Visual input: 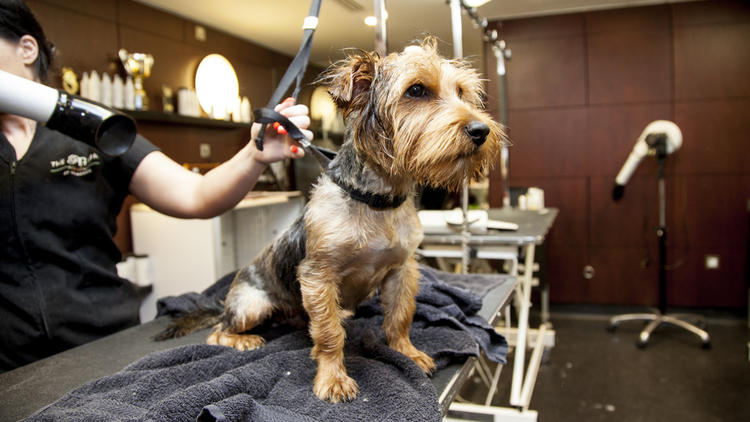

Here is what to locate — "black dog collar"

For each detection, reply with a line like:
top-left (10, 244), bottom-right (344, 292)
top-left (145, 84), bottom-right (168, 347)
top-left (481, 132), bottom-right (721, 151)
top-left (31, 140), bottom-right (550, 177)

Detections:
top-left (327, 174), bottom-right (407, 210)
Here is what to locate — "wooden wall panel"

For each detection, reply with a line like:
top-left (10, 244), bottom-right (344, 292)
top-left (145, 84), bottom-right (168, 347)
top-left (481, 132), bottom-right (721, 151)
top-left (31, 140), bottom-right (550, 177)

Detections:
top-left (585, 4), bottom-right (670, 33)
top-left (667, 248), bottom-right (747, 307)
top-left (500, 14), bottom-right (585, 109)
top-left (669, 174), bottom-right (749, 250)
top-left (501, 13), bottom-right (584, 41)
top-left (511, 177), bottom-right (588, 248)
top-left (233, 62), bottom-right (275, 109)
top-left (27, 0), bottom-right (119, 79)
top-left (490, 1), bottom-right (749, 307)
top-left (504, 38), bottom-right (586, 109)
top-left (546, 246), bottom-right (588, 304)
top-left (117, 0), bottom-right (184, 42)
top-left (506, 108), bottom-right (588, 178)
top-left (674, 23), bottom-right (750, 100)
top-left (586, 6), bottom-right (672, 104)
top-left (587, 103), bottom-right (673, 177)
top-left (674, 99), bottom-right (750, 174)
top-left (672, 0), bottom-right (750, 26)
top-left (586, 246), bottom-right (659, 305)
top-left (135, 124), bottom-right (248, 164)
top-left (589, 174), bottom-right (658, 249)
top-left (29, 0), bottom-right (117, 21)
top-left (488, 166), bottom-right (504, 208)
top-left (181, 21), bottom-right (284, 68)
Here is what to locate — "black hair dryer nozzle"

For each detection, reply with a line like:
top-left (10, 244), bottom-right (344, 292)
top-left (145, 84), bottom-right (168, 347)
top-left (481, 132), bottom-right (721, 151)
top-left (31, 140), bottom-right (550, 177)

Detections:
top-left (46, 93), bottom-right (136, 156)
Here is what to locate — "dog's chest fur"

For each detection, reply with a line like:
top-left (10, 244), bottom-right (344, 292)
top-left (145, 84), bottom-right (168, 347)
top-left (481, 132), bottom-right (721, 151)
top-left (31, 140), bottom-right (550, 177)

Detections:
top-left (304, 176), bottom-right (422, 310)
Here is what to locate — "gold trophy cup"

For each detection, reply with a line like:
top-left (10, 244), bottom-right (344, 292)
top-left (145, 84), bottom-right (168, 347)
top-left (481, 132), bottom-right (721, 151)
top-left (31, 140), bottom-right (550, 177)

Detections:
top-left (119, 49), bottom-right (154, 110)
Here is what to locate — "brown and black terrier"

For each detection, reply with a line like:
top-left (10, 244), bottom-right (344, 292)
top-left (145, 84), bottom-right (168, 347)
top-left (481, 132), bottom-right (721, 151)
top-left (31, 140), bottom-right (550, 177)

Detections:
top-left (164, 38), bottom-right (504, 403)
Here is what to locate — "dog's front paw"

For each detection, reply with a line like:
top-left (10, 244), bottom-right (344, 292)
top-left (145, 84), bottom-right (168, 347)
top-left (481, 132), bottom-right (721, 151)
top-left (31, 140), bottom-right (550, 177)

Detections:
top-left (313, 372), bottom-right (359, 403)
top-left (392, 341), bottom-right (437, 374)
top-left (409, 349), bottom-right (436, 374)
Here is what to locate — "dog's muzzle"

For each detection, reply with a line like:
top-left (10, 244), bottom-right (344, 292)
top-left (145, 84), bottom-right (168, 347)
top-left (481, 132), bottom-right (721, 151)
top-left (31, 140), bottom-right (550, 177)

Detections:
top-left (465, 120), bottom-right (490, 147)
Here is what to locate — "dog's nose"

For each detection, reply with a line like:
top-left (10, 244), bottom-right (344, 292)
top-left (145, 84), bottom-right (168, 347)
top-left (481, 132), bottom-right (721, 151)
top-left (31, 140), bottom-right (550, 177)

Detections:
top-left (465, 121), bottom-right (490, 147)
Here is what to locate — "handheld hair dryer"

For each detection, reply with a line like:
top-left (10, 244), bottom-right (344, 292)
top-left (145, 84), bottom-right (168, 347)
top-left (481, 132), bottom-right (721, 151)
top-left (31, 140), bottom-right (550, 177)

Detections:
top-left (612, 120), bottom-right (682, 200)
top-left (0, 69), bottom-right (136, 156)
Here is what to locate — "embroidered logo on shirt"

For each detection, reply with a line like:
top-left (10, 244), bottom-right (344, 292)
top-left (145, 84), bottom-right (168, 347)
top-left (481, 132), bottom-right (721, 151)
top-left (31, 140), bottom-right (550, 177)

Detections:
top-left (50, 152), bottom-right (101, 177)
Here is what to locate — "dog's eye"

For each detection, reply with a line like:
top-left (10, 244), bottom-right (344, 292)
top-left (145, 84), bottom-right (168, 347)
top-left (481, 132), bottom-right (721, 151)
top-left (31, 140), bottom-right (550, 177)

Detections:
top-left (406, 83), bottom-right (427, 98)
top-left (458, 87), bottom-right (464, 98)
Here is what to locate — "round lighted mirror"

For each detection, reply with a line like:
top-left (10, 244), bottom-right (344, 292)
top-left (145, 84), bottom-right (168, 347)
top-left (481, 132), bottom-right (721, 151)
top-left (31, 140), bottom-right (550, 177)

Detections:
top-left (195, 53), bottom-right (239, 119)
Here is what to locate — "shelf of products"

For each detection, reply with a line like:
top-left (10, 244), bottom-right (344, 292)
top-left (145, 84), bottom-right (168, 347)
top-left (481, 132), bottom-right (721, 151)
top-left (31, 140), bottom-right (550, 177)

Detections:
top-left (122, 109), bottom-right (252, 130)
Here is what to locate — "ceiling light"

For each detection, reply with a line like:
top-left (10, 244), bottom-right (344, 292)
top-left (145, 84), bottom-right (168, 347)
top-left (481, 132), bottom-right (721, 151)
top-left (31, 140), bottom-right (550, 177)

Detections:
top-left (364, 10), bottom-right (388, 27)
top-left (464, 0), bottom-right (491, 7)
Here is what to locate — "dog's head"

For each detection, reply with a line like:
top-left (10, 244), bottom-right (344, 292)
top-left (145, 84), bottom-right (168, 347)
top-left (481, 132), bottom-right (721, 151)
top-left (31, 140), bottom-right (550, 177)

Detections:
top-left (319, 37), bottom-right (506, 191)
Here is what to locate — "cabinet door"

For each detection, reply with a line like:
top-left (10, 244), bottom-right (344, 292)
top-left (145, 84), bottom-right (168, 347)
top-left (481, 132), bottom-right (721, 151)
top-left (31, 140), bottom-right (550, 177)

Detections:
top-left (229, 197), bottom-right (304, 272)
top-left (131, 209), bottom-right (218, 322)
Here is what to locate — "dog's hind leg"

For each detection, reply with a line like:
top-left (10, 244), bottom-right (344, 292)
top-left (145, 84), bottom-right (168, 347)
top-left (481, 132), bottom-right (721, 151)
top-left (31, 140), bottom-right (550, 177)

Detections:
top-left (207, 268), bottom-right (275, 351)
top-left (207, 327), bottom-right (266, 351)
top-left (380, 258), bottom-right (436, 373)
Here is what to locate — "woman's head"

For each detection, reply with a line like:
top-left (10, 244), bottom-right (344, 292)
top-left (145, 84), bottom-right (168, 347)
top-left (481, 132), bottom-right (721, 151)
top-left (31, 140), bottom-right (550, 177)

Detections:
top-left (0, 0), bottom-right (54, 81)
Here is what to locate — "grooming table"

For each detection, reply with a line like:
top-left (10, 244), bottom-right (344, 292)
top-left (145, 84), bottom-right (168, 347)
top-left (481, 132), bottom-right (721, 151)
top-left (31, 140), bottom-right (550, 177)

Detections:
top-left (421, 208), bottom-right (558, 420)
top-left (0, 276), bottom-right (516, 421)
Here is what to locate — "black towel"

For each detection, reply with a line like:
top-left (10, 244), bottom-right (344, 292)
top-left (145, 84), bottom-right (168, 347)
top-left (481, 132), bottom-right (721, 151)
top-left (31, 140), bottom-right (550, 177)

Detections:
top-left (25, 267), bottom-right (509, 422)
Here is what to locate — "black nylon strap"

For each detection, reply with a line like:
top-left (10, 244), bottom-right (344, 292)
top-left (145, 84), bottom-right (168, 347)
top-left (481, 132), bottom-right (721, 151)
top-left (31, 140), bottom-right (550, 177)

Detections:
top-left (254, 0), bottom-right (322, 153)
top-left (254, 108), bottom-right (336, 168)
top-left (267, 0), bottom-right (320, 106)
top-left (254, 108), bottom-right (307, 142)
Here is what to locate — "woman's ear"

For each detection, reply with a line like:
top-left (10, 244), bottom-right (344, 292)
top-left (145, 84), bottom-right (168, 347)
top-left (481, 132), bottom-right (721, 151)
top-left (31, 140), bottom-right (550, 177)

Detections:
top-left (18, 34), bottom-right (39, 68)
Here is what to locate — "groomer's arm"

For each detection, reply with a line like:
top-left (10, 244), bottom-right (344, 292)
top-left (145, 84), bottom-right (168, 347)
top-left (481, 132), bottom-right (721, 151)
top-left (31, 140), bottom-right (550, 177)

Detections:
top-left (129, 101), bottom-right (311, 219)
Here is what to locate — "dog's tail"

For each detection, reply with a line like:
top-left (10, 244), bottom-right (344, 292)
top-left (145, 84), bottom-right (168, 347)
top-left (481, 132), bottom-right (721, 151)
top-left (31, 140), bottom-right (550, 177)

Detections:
top-left (153, 308), bottom-right (222, 341)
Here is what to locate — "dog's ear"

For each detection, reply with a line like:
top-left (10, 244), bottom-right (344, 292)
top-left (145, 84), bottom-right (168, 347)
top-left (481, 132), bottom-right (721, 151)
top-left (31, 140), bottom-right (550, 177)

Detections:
top-left (322, 51), bottom-right (377, 111)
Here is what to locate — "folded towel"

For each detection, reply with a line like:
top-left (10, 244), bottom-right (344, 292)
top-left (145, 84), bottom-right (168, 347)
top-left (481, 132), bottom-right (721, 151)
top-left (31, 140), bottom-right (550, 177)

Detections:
top-left (25, 266), bottom-right (509, 422)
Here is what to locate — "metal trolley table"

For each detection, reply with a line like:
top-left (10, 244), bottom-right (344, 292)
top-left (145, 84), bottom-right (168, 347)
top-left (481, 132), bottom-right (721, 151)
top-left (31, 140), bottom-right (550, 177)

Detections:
top-left (422, 208), bottom-right (558, 421)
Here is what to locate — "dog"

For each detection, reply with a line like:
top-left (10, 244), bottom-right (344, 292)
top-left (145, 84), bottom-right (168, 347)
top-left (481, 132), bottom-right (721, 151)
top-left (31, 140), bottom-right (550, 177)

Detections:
top-left (160, 37), bottom-right (504, 403)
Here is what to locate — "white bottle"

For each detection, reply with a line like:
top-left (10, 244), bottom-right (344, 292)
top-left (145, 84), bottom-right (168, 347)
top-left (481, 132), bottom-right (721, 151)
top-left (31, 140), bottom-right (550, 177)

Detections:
top-left (231, 96), bottom-right (242, 123)
top-left (213, 104), bottom-right (226, 120)
top-left (241, 96), bottom-right (251, 123)
top-left (100, 73), bottom-right (112, 107)
top-left (89, 70), bottom-right (101, 102)
top-left (176, 88), bottom-right (187, 116)
top-left (124, 76), bottom-right (135, 110)
top-left (112, 74), bottom-right (124, 109)
top-left (80, 72), bottom-right (89, 99)
top-left (195, 91), bottom-right (202, 117)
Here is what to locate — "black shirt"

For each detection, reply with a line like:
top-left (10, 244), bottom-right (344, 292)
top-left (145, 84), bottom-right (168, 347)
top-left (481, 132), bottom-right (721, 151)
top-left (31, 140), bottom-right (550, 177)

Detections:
top-left (0, 124), bottom-right (158, 371)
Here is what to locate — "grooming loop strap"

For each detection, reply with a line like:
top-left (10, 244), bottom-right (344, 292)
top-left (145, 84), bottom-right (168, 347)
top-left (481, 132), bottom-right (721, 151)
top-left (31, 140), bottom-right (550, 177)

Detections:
top-left (254, 108), bottom-right (308, 142)
top-left (253, 0), bottom-right (322, 158)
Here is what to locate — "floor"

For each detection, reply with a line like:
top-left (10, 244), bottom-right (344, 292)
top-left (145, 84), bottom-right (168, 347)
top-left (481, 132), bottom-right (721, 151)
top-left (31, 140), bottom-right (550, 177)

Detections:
top-left (456, 307), bottom-right (750, 422)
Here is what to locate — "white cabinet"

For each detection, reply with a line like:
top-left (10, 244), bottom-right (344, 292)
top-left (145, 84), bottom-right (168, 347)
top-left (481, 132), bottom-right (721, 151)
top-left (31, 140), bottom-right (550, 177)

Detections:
top-left (130, 192), bottom-right (304, 322)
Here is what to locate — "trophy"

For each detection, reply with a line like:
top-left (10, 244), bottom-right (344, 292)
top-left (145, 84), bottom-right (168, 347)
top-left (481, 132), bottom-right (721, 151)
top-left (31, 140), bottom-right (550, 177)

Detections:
top-left (118, 49), bottom-right (154, 110)
top-left (60, 67), bottom-right (79, 95)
